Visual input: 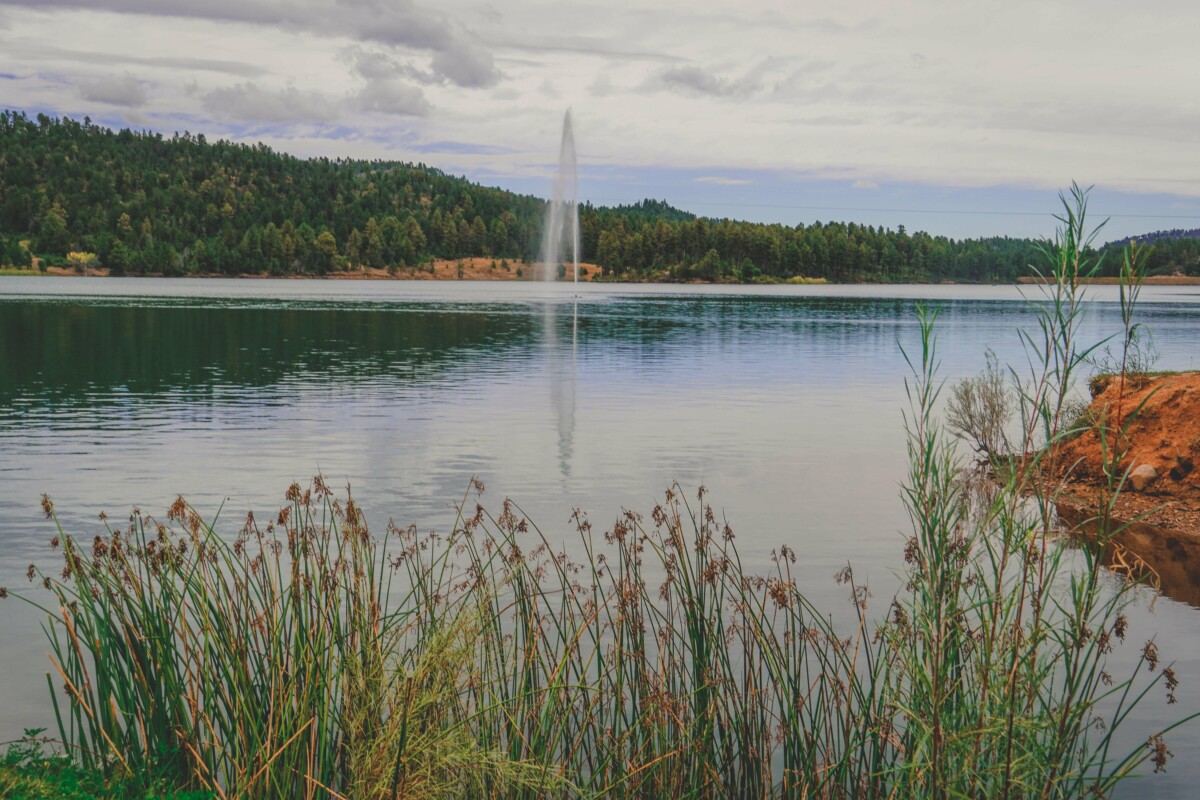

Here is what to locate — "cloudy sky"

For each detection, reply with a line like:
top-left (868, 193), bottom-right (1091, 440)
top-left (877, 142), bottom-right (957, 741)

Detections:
top-left (2, 0), bottom-right (1198, 239)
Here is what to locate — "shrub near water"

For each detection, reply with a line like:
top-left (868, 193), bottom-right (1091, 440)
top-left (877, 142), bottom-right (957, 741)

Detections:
top-left (4, 186), bottom-right (1195, 798)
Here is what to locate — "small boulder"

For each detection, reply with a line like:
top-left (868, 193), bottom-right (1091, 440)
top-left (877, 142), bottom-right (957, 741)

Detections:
top-left (1130, 464), bottom-right (1158, 492)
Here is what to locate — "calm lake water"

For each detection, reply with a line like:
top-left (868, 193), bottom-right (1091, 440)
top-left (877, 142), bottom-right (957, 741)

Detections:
top-left (2, 276), bottom-right (1199, 793)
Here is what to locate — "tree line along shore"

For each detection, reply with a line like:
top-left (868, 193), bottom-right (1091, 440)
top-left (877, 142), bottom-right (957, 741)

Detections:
top-left (2, 110), bottom-right (1199, 283)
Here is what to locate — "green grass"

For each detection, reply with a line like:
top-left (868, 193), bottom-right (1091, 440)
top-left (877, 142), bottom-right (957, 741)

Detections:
top-left (1, 733), bottom-right (212, 799)
top-left (0, 267), bottom-right (44, 276)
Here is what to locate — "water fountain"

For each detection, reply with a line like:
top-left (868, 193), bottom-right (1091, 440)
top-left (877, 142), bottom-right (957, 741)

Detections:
top-left (542, 110), bottom-right (581, 477)
top-left (541, 109), bottom-right (580, 283)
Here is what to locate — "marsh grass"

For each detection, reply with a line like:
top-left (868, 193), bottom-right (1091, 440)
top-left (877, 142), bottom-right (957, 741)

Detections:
top-left (4, 185), bottom-right (1194, 798)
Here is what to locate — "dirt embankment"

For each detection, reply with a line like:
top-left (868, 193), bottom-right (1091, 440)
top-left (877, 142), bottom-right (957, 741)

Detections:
top-left (340, 259), bottom-right (603, 281)
top-left (37, 259), bottom-right (603, 281)
top-left (1053, 372), bottom-right (1200, 604)
top-left (1057, 372), bottom-right (1200, 526)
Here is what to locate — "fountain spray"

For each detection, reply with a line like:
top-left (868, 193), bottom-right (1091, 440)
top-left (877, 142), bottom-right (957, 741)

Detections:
top-left (541, 109), bottom-right (579, 283)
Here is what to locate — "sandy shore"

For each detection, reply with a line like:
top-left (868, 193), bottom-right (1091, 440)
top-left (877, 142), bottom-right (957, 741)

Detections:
top-left (1016, 275), bottom-right (1200, 285)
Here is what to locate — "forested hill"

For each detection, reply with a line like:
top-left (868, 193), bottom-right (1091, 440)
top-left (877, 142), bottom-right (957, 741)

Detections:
top-left (1103, 228), bottom-right (1200, 277)
top-left (1, 110), bottom-right (1193, 281)
top-left (1109, 228), bottom-right (1200, 246)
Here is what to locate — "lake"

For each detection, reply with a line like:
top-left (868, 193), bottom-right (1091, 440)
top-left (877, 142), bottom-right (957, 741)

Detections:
top-left (2, 276), bottom-right (1199, 794)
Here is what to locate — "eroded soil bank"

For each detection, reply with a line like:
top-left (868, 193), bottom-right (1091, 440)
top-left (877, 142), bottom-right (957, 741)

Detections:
top-left (1053, 371), bottom-right (1200, 604)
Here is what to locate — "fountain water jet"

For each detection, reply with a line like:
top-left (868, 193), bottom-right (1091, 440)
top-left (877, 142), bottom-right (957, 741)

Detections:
top-left (541, 109), bottom-right (580, 283)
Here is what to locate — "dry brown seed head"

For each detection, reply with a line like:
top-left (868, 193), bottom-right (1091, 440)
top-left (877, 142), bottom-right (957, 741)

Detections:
top-left (1143, 640), bottom-right (1160, 672)
top-left (1148, 734), bottom-right (1171, 773)
top-left (766, 577), bottom-right (791, 610)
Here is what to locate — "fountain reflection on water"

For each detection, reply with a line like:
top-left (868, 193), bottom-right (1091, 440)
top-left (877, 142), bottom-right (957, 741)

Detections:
top-left (541, 109), bottom-right (580, 284)
top-left (545, 299), bottom-right (578, 481)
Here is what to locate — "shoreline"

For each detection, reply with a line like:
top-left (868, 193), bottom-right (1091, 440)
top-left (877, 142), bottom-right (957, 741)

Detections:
top-left (5, 265), bottom-right (1198, 286)
top-left (14, 260), bottom-right (831, 284)
top-left (8, 268), bottom-right (1199, 286)
top-left (1017, 274), bottom-right (1200, 286)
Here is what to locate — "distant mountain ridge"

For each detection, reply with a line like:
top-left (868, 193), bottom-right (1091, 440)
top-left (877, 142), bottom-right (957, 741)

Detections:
top-left (1108, 228), bottom-right (1200, 248)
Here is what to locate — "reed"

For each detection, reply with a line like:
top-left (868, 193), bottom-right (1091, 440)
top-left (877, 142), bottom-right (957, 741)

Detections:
top-left (4, 186), bottom-right (1192, 798)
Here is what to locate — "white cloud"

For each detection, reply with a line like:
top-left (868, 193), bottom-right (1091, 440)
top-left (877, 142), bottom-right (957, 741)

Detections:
top-left (852, 180), bottom-right (879, 190)
top-left (695, 176), bottom-right (751, 186)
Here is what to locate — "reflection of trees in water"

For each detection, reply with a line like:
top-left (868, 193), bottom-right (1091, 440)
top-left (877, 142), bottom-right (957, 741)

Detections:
top-left (0, 294), bottom-right (1056, 414)
top-left (0, 302), bottom-right (537, 410)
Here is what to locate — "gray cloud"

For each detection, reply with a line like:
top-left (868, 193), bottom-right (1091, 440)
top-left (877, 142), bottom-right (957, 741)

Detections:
top-left (351, 78), bottom-right (429, 117)
top-left (343, 45), bottom-right (435, 85)
top-left (78, 73), bottom-right (147, 106)
top-left (0, 40), bottom-right (268, 77)
top-left (647, 65), bottom-right (759, 98)
top-left (201, 82), bottom-right (338, 124)
top-left (430, 46), bottom-right (498, 89)
top-left (341, 47), bottom-right (431, 116)
top-left (588, 73), bottom-right (614, 97)
top-left (484, 33), bottom-right (684, 63)
top-left (345, 47), bottom-right (407, 83)
top-left (3, 0), bottom-right (499, 87)
top-left (201, 73), bottom-right (429, 123)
